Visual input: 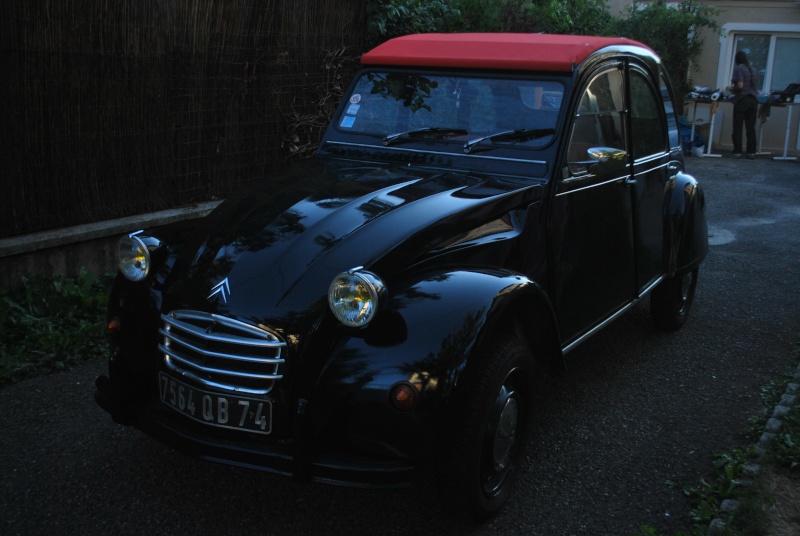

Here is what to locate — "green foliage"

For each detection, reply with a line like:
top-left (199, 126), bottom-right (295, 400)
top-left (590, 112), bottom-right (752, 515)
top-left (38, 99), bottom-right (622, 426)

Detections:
top-left (683, 448), bottom-right (751, 525)
top-left (0, 270), bottom-right (112, 385)
top-left (501, 0), bottom-right (616, 35)
top-left (365, 0), bottom-right (462, 45)
top-left (366, 0), bottom-right (617, 37)
top-left (643, 446), bottom-right (765, 535)
top-left (769, 401), bottom-right (800, 473)
top-left (634, 525), bottom-right (694, 536)
top-left (451, 0), bottom-right (508, 32)
top-left (761, 354), bottom-right (800, 473)
top-left (642, 361), bottom-right (800, 535)
top-left (761, 377), bottom-right (792, 407)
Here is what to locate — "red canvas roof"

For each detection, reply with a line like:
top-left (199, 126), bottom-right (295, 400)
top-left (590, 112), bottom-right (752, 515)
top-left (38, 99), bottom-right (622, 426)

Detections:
top-left (361, 33), bottom-right (651, 72)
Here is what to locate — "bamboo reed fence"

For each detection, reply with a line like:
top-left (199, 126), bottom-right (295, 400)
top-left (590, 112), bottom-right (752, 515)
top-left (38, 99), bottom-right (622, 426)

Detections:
top-left (0, 0), bottom-right (367, 238)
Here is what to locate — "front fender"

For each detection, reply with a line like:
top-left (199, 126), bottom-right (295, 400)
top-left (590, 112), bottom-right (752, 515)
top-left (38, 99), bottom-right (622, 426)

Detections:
top-left (311, 268), bottom-right (554, 461)
top-left (664, 171), bottom-right (708, 275)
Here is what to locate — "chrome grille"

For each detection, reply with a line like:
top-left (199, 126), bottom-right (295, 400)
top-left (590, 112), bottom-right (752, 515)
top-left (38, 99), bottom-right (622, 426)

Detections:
top-left (159, 310), bottom-right (285, 395)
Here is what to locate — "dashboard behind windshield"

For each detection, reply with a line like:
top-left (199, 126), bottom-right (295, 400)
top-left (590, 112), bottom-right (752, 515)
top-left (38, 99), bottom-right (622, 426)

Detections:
top-left (337, 72), bottom-right (564, 150)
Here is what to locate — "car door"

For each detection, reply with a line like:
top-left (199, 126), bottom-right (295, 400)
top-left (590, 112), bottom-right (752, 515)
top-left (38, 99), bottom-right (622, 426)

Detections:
top-left (550, 65), bottom-right (637, 346)
top-left (627, 66), bottom-right (671, 292)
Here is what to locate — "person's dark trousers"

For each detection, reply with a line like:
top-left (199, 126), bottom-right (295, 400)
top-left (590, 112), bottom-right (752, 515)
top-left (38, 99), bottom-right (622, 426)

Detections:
top-left (732, 94), bottom-right (758, 154)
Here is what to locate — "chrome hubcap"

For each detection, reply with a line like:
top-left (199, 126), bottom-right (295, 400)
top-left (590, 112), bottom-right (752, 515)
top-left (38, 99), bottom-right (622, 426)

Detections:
top-left (482, 369), bottom-right (525, 496)
top-left (680, 272), bottom-right (693, 303)
top-left (492, 396), bottom-right (519, 471)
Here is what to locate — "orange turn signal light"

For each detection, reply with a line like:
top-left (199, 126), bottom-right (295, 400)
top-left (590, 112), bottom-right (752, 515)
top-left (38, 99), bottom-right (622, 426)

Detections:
top-left (107, 317), bottom-right (121, 334)
top-left (388, 382), bottom-right (417, 412)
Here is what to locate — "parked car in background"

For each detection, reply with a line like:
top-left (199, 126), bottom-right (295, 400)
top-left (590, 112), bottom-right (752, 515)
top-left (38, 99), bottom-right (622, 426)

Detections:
top-left (96, 33), bottom-right (708, 519)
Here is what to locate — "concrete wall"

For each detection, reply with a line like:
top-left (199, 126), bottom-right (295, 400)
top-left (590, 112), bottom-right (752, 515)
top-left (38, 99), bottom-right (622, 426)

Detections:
top-left (0, 202), bottom-right (220, 289)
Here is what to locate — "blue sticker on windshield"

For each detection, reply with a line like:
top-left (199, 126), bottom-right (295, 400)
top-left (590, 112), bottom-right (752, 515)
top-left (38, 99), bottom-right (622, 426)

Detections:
top-left (341, 115), bottom-right (356, 128)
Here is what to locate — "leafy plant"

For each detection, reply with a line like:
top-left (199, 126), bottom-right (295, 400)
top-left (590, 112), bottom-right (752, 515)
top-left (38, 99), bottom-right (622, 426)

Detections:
top-left (501, 0), bottom-right (616, 35)
top-left (762, 347), bottom-right (800, 473)
top-left (365, 0), bottom-right (462, 45)
top-left (768, 398), bottom-right (800, 473)
top-left (681, 448), bottom-right (752, 524)
top-left (0, 270), bottom-right (112, 385)
top-left (450, 0), bottom-right (509, 32)
top-left (282, 47), bottom-right (361, 158)
top-left (640, 355), bottom-right (800, 535)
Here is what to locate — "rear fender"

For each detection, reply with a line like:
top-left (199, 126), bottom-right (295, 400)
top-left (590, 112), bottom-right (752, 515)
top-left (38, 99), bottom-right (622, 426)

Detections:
top-left (664, 171), bottom-right (708, 275)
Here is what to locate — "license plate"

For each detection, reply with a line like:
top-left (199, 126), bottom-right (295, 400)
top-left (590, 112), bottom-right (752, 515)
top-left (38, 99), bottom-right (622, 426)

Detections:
top-left (159, 373), bottom-right (272, 435)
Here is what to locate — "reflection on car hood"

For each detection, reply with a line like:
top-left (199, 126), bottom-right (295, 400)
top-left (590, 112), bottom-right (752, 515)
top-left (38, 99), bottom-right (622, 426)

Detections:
top-left (166, 159), bottom-right (537, 322)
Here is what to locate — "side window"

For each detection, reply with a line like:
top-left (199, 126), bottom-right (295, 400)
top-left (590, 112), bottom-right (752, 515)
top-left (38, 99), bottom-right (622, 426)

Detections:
top-left (629, 71), bottom-right (667, 158)
top-left (660, 73), bottom-right (679, 150)
top-left (567, 69), bottom-right (625, 175)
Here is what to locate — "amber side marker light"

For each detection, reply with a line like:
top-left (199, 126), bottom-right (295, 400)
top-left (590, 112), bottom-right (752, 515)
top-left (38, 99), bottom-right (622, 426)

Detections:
top-left (107, 317), bottom-right (121, 334)
top-left (389, 382), bottom-right (418, 411)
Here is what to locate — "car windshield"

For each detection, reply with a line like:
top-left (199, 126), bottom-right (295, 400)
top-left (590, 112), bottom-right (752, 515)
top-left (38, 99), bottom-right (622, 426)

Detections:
top-left (337, 72), bottom-right (564, 150)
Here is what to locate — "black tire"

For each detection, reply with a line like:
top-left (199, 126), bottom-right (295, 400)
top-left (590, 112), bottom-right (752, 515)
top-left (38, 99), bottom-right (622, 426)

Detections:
top-left (437, 333), bottom-right (534, 521)
top-left (651, 268), bottom-right (698, 331)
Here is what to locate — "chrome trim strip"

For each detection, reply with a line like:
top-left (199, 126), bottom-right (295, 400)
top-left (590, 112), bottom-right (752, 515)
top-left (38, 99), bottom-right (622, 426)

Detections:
top-left (633, 152), bottom-right (669, 166)
top-left (160, 344), bottom-right (283, 381)
top-left (158, 328), bottom-right (285, 364)
top-left (161, 364), bottom-right (271, 396)
top-left (160, 311), bottom-right (285, 396)
top-left (562, 302), bottom-right (636, 355)
top-left (163, 311), bottom-right (284, 346)
top-left (555, 174), bottom-right (629, 196)
top-left (639, 275), bottom-right (664, 298)
top-left (631, 161), bottom-right (668, 175)
top-left (561, 274), bottom-right (664, 355)
top-left (323, 141), bottom-right (547, 165)
top-left (558, 155), bottom-right (670, 197)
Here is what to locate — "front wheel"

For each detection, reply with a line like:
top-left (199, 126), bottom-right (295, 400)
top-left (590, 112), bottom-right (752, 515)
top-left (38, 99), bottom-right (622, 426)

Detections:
top-left (651, 268), bottom-right (698, 331)
top-left (437, 333), bottom-right (535, 520)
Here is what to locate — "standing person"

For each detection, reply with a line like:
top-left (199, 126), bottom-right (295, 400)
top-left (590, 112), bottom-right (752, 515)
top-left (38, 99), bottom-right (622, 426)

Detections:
top-left (729, 50), bottom-right (760, 159)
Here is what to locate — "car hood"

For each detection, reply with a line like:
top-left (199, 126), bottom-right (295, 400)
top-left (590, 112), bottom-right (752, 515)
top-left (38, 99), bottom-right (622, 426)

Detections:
top-left (161, 159), bottom-right (540, 325)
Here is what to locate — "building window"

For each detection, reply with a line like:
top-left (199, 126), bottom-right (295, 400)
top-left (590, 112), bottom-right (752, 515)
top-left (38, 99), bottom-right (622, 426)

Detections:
top-left (729, 31), bottom-right (800, 93)
top-left (772, 37), bottom-right (800, 92)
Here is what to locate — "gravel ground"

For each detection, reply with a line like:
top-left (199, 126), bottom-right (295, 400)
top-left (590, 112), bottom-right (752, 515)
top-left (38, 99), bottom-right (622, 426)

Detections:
top-left (1, 156), bottom-right (798, 535)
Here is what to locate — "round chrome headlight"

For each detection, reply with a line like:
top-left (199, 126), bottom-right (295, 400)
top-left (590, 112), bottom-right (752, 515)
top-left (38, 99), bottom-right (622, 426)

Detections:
top-left (117, 234), bottom-right (151, 282)
top-left (328, 269), bottom-right (385, 327)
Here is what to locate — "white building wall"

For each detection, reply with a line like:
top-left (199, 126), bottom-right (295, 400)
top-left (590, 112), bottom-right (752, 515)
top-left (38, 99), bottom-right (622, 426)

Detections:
top-left (610, 0), bottom-right (800, 155)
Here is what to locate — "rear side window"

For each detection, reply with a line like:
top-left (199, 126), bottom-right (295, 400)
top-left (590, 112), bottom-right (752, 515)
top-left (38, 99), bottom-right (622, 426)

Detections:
top-left (629, 71), bottom-right (667, 158)
top-left (659, 73), bottom-right (679, 150)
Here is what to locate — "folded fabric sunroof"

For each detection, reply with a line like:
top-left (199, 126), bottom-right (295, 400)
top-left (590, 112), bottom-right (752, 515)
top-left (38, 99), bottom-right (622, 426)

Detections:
top-left (361, 33), bottom-right (649, 72)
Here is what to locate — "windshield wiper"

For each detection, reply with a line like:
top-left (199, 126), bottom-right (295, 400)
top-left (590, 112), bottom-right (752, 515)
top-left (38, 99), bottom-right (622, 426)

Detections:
top-left (463, 128), bottom-right (556, 154)
top-left (383, 127), bottom-right (468, 146)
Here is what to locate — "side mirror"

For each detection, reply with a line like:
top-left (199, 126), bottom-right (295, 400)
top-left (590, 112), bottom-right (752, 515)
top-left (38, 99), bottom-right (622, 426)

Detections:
top-left (566, 146), bottom-right (627, 178)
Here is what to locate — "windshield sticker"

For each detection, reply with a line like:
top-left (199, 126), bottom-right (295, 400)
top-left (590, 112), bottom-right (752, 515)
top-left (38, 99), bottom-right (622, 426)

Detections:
top-left (350, 94), bottom-right (361, 104)
top-left (341, 102), bottom-right (360, 128)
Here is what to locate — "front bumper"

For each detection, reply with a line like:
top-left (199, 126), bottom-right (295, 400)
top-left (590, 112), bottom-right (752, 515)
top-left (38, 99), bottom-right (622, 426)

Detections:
top-left (95, 374), bottom-right (416, 488)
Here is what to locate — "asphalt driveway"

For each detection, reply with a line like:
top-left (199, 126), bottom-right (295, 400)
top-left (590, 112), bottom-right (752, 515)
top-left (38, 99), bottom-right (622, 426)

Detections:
top-left (1, 155), bottom-right (798, 535)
